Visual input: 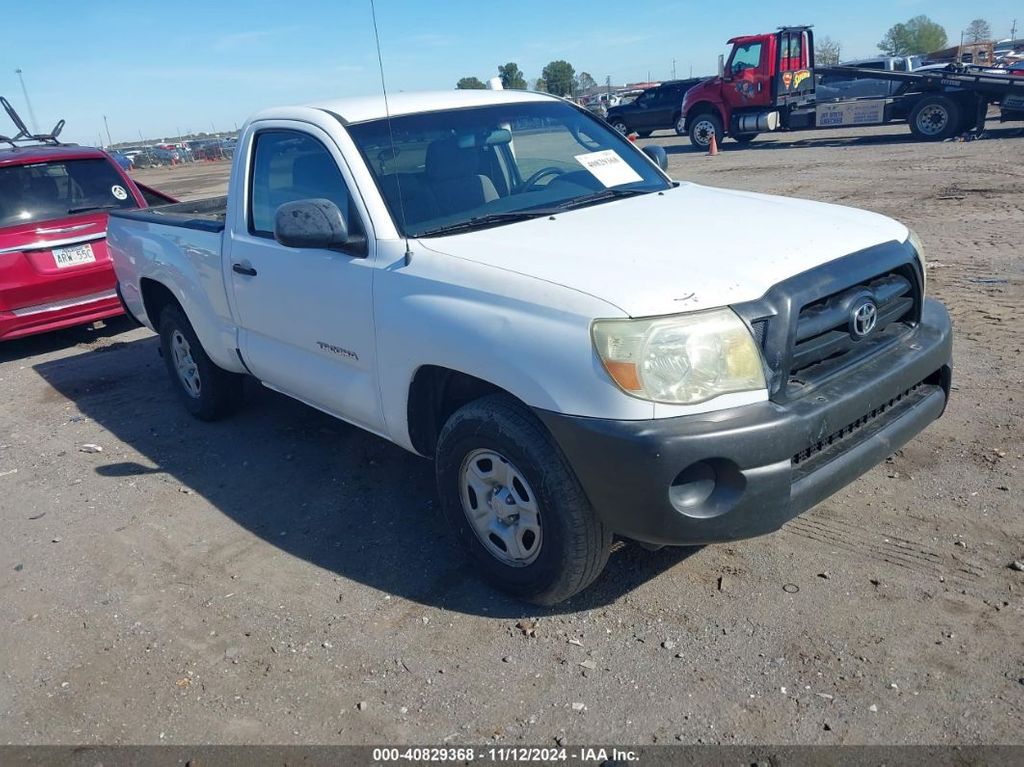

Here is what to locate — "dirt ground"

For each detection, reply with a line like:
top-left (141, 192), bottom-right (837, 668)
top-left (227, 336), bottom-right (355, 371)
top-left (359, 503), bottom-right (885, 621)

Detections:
top-left (2, 122), bottom-right (1022, 747)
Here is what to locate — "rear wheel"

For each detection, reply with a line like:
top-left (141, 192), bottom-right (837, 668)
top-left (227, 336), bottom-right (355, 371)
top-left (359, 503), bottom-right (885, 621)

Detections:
top-left (674, 113), bottom-right (687, 136)
top-left (435, 394), bottom-right (612, 605)
top-left (609, 120), bottom-right (629, 135)
top-left (158, 305), bottom-right (243, 421)
top-left (909, 96), bottom-right (961, 141)
top-left (688, 111), bottom-right (723, 150)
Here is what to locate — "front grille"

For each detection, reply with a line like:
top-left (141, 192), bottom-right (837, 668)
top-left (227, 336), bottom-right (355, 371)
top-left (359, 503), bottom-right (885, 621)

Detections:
top-left (788, 266), bottom-right (919, 387)
top-left (791, 381), bottom-right (926, 470)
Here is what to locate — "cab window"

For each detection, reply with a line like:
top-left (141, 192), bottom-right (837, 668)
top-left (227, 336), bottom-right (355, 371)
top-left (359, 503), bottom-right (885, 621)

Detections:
top-left (248, 130), bottom-right (363, 238)
top-left (731, 43), bottom-right (762, 74)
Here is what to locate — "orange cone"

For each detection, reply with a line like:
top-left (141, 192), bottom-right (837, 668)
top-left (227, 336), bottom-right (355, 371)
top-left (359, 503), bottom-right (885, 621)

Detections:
top-left (707, 133), bottom-right (719, 157)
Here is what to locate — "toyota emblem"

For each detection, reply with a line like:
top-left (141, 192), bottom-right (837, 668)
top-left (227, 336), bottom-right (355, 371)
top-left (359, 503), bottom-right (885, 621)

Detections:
top-left (852, 301), bottom-right (878, 338)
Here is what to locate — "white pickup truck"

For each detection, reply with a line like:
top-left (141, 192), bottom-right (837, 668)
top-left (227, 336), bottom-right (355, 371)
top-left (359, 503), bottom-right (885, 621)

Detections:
top-left (109, 89), bottom-right (952, 604)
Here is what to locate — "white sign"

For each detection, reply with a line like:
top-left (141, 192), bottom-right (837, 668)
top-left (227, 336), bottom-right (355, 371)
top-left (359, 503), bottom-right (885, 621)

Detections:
top-left (816, 100), bottom-right (886, 128)
top-left (574, 150), bottom-right (643, 188)
top-left (111, 184), bottom-right (128, 200)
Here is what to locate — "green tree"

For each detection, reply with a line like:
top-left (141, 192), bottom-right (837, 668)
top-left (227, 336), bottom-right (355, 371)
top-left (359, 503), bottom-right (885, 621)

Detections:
top-left (817, 36), bottom-right (842, 66)
top-left (577, 71), bottom-right (597, 92)
top-left (498, 62), bottom-right (527, 90)
top-left (878, 15), bottom-right (948, 55)
top-left (533, 78), bottom-right (547, 92)
top-left (541, 60), bottom-right (576, 97)
top-left (965, 18), bottom-right (991, 43)
top-left (456, 76), bottom-right (487, 90)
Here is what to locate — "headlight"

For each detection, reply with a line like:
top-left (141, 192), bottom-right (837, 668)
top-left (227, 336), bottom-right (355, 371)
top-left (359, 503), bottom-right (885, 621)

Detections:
top-left (592, 308), bottom-right (766, 404)
top-left (907, 228), bottom-right (927, 296)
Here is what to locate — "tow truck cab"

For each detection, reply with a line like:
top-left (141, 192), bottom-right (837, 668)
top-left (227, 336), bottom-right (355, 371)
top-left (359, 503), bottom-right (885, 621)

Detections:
top-left (682, 26), bottom-right (815, 149)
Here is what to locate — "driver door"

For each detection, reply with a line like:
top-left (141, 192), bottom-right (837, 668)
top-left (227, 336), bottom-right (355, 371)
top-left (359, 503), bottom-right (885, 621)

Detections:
top-left (225, 126), bottom-right (384, 433)
top-left (722, 41), bottom-right (771, 114)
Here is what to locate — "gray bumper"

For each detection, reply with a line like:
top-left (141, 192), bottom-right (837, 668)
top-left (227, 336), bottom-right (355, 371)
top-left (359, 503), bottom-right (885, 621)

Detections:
top-left (536, 298), bottom-right (953, 546)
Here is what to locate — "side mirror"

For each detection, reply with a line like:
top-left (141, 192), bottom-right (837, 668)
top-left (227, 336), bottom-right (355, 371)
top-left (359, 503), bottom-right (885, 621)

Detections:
top-left (274, 199), bottom-right (356, 251)
top-left (642, 145), bottom-right (669, 171)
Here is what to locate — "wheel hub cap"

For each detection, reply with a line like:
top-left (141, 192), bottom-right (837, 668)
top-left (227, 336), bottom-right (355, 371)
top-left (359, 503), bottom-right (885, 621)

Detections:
top-left (459, 449), bottom-right (542, 567)
top-left (171, 330), bottom-right (201, 399)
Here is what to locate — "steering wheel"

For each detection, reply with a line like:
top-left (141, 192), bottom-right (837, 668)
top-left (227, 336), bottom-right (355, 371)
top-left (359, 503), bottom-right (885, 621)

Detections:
top-left (518, 166), bottom-right (567, 193)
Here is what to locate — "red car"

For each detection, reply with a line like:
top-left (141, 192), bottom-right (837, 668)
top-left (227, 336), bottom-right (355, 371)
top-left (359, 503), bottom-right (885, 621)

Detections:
top-left (1, 102), bottom-right (173, 341)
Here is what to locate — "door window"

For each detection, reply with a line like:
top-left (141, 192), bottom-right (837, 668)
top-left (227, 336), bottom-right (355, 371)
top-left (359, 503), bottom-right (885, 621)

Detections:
top-left (248, 130), bottom-right (362, 238)
top-left (731, 43), bottom-right (762, 74)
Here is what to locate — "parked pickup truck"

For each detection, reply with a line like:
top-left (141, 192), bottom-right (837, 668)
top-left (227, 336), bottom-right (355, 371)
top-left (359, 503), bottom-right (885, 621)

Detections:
top-left (109, 89), bottom-right (952, 604)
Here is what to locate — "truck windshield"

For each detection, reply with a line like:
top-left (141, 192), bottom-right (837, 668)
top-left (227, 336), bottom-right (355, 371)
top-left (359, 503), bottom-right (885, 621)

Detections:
top-left (0, 158), bottom-right (137, 227)
top-left (345, 101), bottom-right (671, 237)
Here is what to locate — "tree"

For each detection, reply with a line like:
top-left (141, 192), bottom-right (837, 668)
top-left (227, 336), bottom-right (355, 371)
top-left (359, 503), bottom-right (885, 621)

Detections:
top-left (817, 36), bottom-right (842, 66)
top-left (541, 60), bottom-right (576, 97)
top-left (576, 71), bottom-right (597, 92)
top-left (965, 18), bottom-right (992, 43)
top-left (498, 62), bottom-right (527, 90)
top-left (456, 76), bottom-right (486, 90)
top-left (878, 15), bottom-right (948, 55)
top-left (532, 78), bottom-right (547, 92)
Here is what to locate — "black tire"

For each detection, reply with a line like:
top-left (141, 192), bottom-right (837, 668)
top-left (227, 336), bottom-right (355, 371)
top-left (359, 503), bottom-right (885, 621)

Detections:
top-left (158, 305), bottom-right (243, 421)
top-left (609, 120), bottom-right (629, 135)
top-left (909, 96), bottom-right (961, 141)
top-left (435, 394), bottom-right (612, 605)
top-left (733, 133), bottom-right (759, 145)
top-left (688, 111), bottom-right (723, 150)
top-left (673, 113), bottom-right (686, 136)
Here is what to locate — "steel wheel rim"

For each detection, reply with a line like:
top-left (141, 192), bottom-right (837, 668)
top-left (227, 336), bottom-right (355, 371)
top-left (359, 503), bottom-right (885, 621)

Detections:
top-left (917, 105), bottom-right (949, 136)
top-left (459, 449), bottom-right (542, 567)
top-left (675, 116), bottom-right (686, 134)
top-left (170, 330), bottom-right (201, 399)
top-left (611, 122), bottom-right (628, 135)
top-left (692, 118), bottom-right (716, 146)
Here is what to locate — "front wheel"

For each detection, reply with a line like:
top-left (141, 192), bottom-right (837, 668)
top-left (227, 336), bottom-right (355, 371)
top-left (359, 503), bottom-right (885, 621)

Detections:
top-left (158, 305), bottom-right (243, 421)
top-left (609, 120), bottom-right (629, 135)
top-left (688, 112), bottom-right (723, 150)
top-left (435, 394), bottom-right (612, 605)
top-left (909, 96), bottom-right (962, 141)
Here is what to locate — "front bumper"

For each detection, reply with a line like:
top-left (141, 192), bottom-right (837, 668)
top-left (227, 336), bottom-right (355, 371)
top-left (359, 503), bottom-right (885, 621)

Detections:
top-left (536, 298), bottom-right (952, 546)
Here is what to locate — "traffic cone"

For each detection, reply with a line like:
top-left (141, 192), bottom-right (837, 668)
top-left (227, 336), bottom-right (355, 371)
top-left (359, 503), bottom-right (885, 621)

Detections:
top-left (707, 133), bottom-right (719, 157)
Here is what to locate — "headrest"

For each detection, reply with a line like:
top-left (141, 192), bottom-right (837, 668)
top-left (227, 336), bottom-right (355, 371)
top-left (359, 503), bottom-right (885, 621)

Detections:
top-left (425, 138), bottom-right (478, 182)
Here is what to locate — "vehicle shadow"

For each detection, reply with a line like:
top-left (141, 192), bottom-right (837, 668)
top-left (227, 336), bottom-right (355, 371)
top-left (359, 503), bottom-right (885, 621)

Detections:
top-left (33, 336), bottom-right (701, 618)
top-left (658, 124), bottom-right (1024, 155)
top-left (0, 316), bottom-right (139, 363)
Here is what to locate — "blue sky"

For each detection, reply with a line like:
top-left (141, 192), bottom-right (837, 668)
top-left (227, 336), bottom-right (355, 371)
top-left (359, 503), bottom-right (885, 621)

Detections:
top-left (3, 0), bottom-right (1020, 144)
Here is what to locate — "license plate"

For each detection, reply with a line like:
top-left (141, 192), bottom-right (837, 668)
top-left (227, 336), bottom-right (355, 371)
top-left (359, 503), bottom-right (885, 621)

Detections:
top-left (52, 243), bottom-right (96, 268)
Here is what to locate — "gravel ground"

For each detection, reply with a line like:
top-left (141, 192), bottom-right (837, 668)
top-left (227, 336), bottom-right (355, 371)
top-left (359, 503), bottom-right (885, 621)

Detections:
top-left (1, 122), bottom-right (1022, 746)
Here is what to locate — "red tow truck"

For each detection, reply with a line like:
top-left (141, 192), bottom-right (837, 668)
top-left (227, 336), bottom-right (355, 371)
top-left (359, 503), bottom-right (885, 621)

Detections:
top-left (681, 26), bottom-right (1024, 150)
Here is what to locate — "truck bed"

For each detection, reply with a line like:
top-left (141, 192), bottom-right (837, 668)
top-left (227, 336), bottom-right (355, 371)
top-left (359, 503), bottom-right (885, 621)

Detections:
top-left (109, 196), bottom-right (227, 233)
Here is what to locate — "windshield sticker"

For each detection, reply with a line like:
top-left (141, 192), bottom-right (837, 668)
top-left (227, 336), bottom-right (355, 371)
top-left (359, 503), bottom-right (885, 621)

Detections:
top-left (574, 150), bottom-right (643, 188)
top-left (111, 185), bottom-right (128, 200)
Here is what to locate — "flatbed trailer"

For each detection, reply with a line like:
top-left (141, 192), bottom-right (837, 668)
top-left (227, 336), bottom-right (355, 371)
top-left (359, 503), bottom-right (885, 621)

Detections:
top-left (681, 27), bottom-right (1024, 150)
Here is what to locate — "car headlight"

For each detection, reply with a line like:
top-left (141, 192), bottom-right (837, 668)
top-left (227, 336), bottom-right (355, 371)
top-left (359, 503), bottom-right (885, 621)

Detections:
top-left (907, 228), bottom-right (927, 296)
top-left (592, 308), bottom-right (766, 404)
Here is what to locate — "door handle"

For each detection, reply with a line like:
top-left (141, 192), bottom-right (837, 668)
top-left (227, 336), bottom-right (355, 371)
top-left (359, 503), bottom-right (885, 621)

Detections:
top-left (232, 263), bottom-right (257, 276)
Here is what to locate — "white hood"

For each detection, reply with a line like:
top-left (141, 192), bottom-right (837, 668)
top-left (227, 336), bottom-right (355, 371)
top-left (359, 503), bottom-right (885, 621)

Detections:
top-left (418, 183), bottom-right (909, 318)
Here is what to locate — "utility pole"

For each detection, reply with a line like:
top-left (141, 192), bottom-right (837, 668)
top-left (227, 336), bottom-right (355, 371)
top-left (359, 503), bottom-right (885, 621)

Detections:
top-left (672, 59), bottom-right (676, 79)
top-left (606, 75), bottom-right (611, 98)
top-left (1011, 19), bottom-right (1018, 40)
top-left (13, 68), bottom-right (39, 134)
top-left (103, 115), bottom-right (113, 146)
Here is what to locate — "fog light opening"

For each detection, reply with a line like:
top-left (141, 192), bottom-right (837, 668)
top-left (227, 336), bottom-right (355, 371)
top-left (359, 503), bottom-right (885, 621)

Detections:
top-left (668, 459), bottom-right (745, 519)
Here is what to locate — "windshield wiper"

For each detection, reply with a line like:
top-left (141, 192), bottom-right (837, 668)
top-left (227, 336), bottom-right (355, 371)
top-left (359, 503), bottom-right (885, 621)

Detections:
top-left (67, 204), bottom-right (119, 214)
top-left (550, 187), bottom-right (652, 212)
top-left (415, 189), bottom-right (655, 237)
top-left (417, 210), bottom-right (553, 237)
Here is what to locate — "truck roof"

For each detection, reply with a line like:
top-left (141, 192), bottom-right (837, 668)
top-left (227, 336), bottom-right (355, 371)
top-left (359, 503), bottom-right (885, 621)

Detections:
top-left (254, 89), bottom-right (557, 125)
top-left (0, 143), bottom-right (110, 168)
